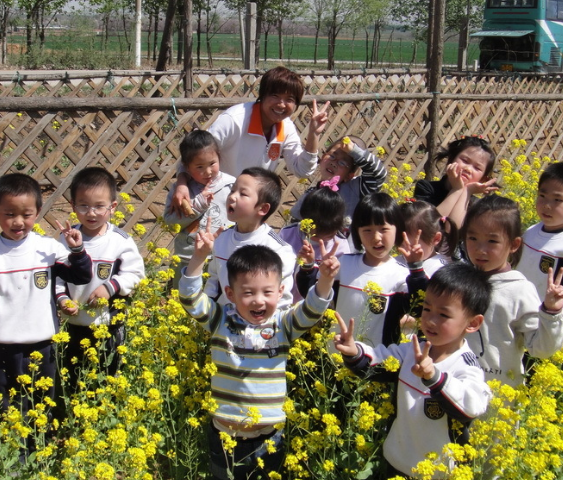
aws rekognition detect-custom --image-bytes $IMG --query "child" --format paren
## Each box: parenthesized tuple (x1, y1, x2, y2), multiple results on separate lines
(298, 192, 426, 346)
(204, 167, 296, 309)
(334, 262, 493, 478)
(280, 185, 350, 302)
(170, 66, 330, 213)
(290, 135, 387, 225)
(414, 136, 498, 228)
(179, 236, 339, 480)
(462, 195, 563, 386)
(398, 200, 458, 277)
(163, 130, 235, 287)
(57, 167, 145, 385)
(517, 162, 563, 297)
(0, 173, 92, 413)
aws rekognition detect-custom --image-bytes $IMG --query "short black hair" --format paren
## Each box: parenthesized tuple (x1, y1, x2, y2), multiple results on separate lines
(538, 162, 563, 189)
(427, 262, 492, 317)
(300, 187, 345, 235)
(258, 66, 304, 106)
(462, 194, 522, 267)
(227, 245, 283, 287)
(239, 167, 282, 222)
(70, 167, 117, 203)
(0, 173, 42, 211)
(179, 130, 220, 166)
(351, 192, 405, 251)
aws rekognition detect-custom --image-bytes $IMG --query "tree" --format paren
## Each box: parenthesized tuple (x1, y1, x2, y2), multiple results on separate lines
(306, 0, 323, 64)
(0, 0, 14, 64)
(261, 0, 303, 60)
(155, 0, 178, 70)
(144, 0, 168, 61)
(323, 0, 361, 70)
(389, 0, 485, 65)
(193, 0, 225, 67)
(349, 0, 389, 67)
(17, 0, 68, 52)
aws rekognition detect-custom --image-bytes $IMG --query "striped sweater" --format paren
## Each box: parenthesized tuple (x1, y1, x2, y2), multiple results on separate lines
(179, 274, 332, 427)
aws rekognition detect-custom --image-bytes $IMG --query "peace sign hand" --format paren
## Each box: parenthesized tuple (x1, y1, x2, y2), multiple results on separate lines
(309, 99, 330, 136)
(411, 335, 435, 380)
(333, 311, 359, 357)
(398, 230, 424, 264)
(56, 220, 83, 250)
(543, 267, 563, 313)
(194, 218, 221, 258)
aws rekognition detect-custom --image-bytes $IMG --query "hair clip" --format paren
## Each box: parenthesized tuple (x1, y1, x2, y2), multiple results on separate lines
(404, 197, 416, 204)
(440, 216, 447, 223)
(320, 176, 340, 192)
(461, 134, 485, 140)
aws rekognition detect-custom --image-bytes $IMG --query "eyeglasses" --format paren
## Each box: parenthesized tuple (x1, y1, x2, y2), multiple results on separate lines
(326, 154, 351, 169)
(74, 205, 112, 215)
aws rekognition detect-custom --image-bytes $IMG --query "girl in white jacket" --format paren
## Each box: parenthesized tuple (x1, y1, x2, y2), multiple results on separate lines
(462, 195, 563, 387)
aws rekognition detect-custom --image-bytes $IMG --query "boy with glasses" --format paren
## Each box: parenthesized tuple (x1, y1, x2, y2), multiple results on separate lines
(57, 167, 145, 388)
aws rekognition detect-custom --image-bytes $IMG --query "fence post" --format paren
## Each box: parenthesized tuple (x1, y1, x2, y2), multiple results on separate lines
(426, 0, 446, 178)
(183, 0, 193, 97)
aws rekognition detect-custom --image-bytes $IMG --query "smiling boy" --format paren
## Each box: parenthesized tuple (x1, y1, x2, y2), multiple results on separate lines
(517, 162, 563, 296)
(180, 233, 339, 480)
(334, 262, 492, 478)
(0, 173, 92, 418)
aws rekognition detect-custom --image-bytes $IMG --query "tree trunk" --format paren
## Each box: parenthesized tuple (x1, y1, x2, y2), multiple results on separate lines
(263, 30, 268, 62)
(155, 0, 178, 72)
(177, 2, 184, 64)
(313, 28, 320, 64)
(153, 11, 159, 61)
(147, 13, 153, 60)
(278, 19, 283, 59)
(371, 20, 381, 67)
(206, 32, 213, 67)
(327, 28, 336, 70)
(196, 11, 201, 67)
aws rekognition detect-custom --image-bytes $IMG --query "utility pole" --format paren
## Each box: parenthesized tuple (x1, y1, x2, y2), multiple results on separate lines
(135, 0, 142, 67)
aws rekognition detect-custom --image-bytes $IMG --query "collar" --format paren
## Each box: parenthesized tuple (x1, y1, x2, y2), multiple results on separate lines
(248, 103, 285, 141)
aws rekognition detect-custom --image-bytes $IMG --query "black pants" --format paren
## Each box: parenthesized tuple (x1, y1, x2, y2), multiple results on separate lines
(0, 340, 56, 414)
(62, 322, 124, 393)
(208, 424, 285, 480)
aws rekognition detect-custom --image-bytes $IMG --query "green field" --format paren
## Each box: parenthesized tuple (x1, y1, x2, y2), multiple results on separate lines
(5, 30, 481, 69)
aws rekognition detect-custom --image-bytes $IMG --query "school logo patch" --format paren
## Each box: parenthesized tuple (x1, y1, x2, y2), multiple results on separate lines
(97, 263, 112, 280)
(424, 398, 445, 420)
(540, 255, 555, 274)
(267, 143, 281, 162)
(368, 295, 387, 314)
(34, 271, 49, 289)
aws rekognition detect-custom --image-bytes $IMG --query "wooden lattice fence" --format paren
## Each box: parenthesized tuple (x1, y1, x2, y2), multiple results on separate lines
(1, 69, 563, 252)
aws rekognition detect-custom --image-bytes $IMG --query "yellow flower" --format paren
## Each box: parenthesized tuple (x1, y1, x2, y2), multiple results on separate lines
(219, 431, 237, 454)
(382, 356, 401, 372)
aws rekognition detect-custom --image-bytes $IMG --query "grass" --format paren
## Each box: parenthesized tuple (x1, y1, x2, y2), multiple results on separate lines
(5, 31, 481, 70)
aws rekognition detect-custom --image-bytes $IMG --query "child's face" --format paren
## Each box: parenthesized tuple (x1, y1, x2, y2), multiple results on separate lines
(186, 147, 220, 186)
(464, 213, 521, 273)
(0, 193, 39, 241)
(450, 146, 490, 185)
(536, 178, 563, 232)
(225, 270, 284, 325)
(227, 174, 268, 227)
(358, 222, 396, 267)
(260, 92, 297, 131)
(73, 186, 116, 237)
(420, 289, 482, 354)
(319, 146, 355, 182)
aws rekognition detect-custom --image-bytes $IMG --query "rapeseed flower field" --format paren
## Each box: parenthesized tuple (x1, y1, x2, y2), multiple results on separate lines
(1, 142, 560, 479)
